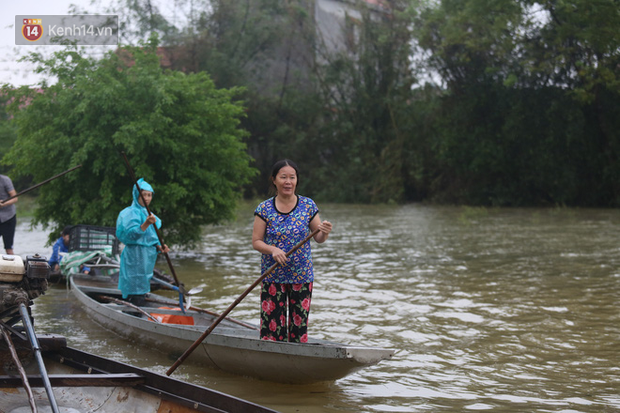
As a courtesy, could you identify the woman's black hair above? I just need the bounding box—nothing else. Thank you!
[270,159,299,194]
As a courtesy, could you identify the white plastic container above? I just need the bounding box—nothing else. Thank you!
[0,255,25,282]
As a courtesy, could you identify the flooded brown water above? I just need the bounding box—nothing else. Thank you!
[13,203,620,412]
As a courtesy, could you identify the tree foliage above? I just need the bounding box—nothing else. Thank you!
[0,95,17,175]
[1,38,255,246]
[5,0,620,209]
[308,2,416,203]
[408,0,620,206]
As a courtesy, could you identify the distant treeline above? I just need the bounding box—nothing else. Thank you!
[5,0,620,207]
[167,0,620,206]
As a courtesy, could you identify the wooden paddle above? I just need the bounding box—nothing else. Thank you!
[120,152,184,293]
[166,228,320,376]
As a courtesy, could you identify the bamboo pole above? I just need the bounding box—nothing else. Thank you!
[0,165,82,203]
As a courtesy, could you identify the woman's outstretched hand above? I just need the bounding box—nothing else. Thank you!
[318,220,332,235]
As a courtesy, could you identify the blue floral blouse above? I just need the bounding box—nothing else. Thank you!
[254,196,319,283]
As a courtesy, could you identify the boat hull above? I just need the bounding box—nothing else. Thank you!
[0,335,277,413]
[69,276,393,384]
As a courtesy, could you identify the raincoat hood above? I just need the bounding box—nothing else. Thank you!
[116,176,162,247]
[132,178,154,208]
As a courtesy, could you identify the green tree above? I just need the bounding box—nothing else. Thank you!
[521,0,620,203]
[0,94,17,175]
[309,2,416,203]
[412,0,528,88]
[1,38,256,246]
[101,0,180,45]
[85,0,620,206]
[111,0,322,197]
[408,0,620,206]
[94,1,418,203]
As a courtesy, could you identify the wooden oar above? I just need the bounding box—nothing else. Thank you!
[0,165,82,203]
[120,152,184,293]
[166,228,320,376]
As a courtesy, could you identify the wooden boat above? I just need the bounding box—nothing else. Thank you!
[50,225,174,291]
[49,225,122,283]
[0,254,276,413]
[0,334,278,413]
[70,275,394,384]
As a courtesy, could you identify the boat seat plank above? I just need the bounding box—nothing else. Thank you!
[102,304,183,313]
[0,373,145,387]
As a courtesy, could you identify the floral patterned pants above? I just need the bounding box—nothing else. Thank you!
[260,281,313,343]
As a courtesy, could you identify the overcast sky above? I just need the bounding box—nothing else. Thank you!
[2,0,196,87]
[2,1,117,86]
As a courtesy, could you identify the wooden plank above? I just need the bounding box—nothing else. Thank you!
[0,373,145,387]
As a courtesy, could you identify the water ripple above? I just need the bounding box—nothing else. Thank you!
[15,204,620,412]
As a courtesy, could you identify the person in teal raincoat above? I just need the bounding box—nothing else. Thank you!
[116,178,169,304]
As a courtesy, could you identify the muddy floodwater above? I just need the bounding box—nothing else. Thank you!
[13,203,620,412]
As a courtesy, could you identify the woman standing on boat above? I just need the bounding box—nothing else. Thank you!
[116,178,169,305]
[252,159,332,342]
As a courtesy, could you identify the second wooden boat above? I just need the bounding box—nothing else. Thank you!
[0,254,276,413]
[0,334,278,413]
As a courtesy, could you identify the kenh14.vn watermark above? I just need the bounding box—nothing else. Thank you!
[16,15,118,45]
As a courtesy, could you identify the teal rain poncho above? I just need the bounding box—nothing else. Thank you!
[116,178,162,298]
